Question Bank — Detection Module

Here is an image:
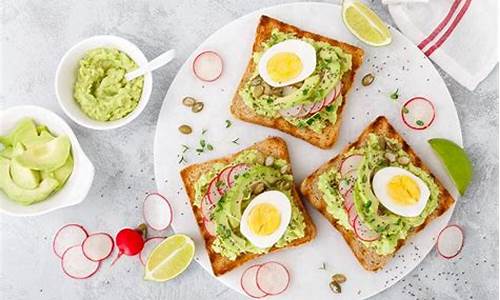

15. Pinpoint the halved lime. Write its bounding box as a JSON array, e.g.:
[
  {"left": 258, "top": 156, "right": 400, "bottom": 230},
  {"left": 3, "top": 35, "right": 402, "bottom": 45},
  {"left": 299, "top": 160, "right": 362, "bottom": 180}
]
[
  {"left": 428, "top": 138, "right": 473, "bottom": 195},
  {"left": 342, "top": 0, "right": 392, "bottom": 46},
  {"left": 144, "top": 234, "right": 195, "bottom": 282}
]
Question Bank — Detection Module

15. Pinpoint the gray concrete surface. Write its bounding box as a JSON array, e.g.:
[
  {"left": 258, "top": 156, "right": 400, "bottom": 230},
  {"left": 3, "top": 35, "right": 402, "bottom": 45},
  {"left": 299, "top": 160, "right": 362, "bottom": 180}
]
[{"left": 1, "top": 1, "right": 498, "bottom": 299}]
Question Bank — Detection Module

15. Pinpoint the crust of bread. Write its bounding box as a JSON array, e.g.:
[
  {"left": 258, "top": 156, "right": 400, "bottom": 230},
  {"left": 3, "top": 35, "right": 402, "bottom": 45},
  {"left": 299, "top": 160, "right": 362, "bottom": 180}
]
[
  {"left": 300, "top": 116, "right": 455, "bottom": 271},
  {"left": 230, "top": 15, "right": 364, "bottom": 149},
  {"left": 180, "top": 136, "right": 316, "bottom": 276}
]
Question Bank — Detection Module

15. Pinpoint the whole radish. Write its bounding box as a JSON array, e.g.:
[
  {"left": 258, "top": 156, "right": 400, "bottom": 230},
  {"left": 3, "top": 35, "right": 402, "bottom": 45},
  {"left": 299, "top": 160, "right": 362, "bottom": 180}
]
[{"left": 111, "top": 224, "right": 147, "bottom": 266}]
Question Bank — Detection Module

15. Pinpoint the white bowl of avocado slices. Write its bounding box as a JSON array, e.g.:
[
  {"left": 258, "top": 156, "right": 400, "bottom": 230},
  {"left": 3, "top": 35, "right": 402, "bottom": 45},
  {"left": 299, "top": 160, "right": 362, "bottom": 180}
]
[{"left": 0, "top": 105, "right": 95, "bottom": 216}]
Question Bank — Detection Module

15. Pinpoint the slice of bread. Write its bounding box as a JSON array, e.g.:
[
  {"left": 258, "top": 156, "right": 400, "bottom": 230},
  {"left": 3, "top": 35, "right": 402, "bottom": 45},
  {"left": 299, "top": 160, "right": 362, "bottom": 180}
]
[
  {"left": 300, "top": 116, "right": 455, "bottom": 271},
  {"left": 230, "top": 15, "right": 364, "bottom": 149},
  {"left": 180, "top": 136, "right": 316, "bottom": 276}
]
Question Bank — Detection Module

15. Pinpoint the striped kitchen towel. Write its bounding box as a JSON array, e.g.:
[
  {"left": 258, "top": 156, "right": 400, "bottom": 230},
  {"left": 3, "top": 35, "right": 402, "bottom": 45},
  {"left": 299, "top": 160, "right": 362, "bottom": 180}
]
[{"left": 388, "top": 0, "right": 497, "bottom": 91}]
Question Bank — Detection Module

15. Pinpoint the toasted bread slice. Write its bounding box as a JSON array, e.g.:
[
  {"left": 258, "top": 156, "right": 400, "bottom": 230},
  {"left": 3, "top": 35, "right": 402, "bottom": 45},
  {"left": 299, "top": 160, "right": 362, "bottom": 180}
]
[
  {"left": 230, "top": 15, "right": 364, "bottom": 149},
  {"left": 181, "top": 137, "right": 316, "bottom": 276},
  {"left": 300, "top": 116, "right": 455, "bottom": 271}
]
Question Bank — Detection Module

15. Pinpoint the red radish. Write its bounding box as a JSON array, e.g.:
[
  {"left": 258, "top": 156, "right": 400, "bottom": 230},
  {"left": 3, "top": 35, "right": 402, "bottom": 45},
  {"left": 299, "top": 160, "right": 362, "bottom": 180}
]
[
  {"left": 111, "top": 227, "right": 145, "bottom": 266},
  {"left": 216, "top": 167, "right": 232, "bottom": 195},
  {"left": 437, "top": 224, "right": 464, "bottom": 259},
  {"left": 53, "top": 224, "right": 88, "bottom": 258},
  {"left": 139, "top": 237, "right": 165, "bottom": 266},
  {"left": 82, "top": 233, "right": 114, "bottom": 262},
  {"left": 348, "top": 204, "right": 358, "bottom": 227},
  {"left": 343, "top": 189, "right": 354, "bottom": 212},
  {"left": 295, "top": 105, "right": 310, "bottom": 118},
  {"left": 339, "top": 169, "right": 357, "bottom": 195},
  {"left": 302, "top": 101, "right": 317, "bottom": 116},
  {"left": 193, "top": 51, "right": 223, "bottom": 82},
  {"left": 401, "top": 96, "right": 436, "bottom": 130},
  {"left": 227, "top": 163, "right": 250, "bottom": 187},
  {"left": 340, "top": 154, "right": 363, "bottom": 176},
  {"left": 61, "top": 245, "right": 100, "bottom": 279},
  {"left": 206, "top": 176, "right": 222, "bottom": 204},
  {"left": 204, "top": 219, "right": 217, "bottom": 236},
  {"left": 324, "top": 83, "right": 342, "bottom": 107},
  {"left": 241, "top": 264, "right": 267, "bottom": 298},
  {"left": 143, "top": 193, "right": 173, "bottom": 231},
  {"left": 353, "top": 215, "right": 380, "bottom": 242},
  {"left": 308, "top": 99, "right": 326, "bottom": 115},
  {"left": 201, "top": 195, "right": 215, "bottom": 221},
  {"left": 256, "top": 261, "right": 290, "bottom": 295},
  {"left": 280, "top": 104, "right": 303, "bottom": 118}
]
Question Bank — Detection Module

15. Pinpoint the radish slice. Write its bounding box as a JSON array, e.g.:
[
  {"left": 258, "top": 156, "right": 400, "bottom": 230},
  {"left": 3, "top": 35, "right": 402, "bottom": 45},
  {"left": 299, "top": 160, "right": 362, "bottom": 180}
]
[
  {"left": 343, "top": 189, "right": 354, "bottom": 212},
  {"left": 339, "top": 169, "right": 357, "bottom": 195},
  {"left": 227, "top": 163, "right": 250, "bottom": 187},
  {"left": 193, "top": 51, "right": 223, "bottom": 82},
  {"left": 353, "top": 215, "right": 380, "bottom": 242},
  {"left": 256, "top": 261, "right": 290, "bottom": 295},
  {"left": 308, "top": 99, "right": 326, "bottom": 115},
  {"left": 280, "top": 104, "right": 303, "bottom": 118},
  {"left": 61, "top": 245, "right": 100, "bottom": 279},
  {"left": 201, "top": 195, "right": 215, "bottom": 221},
  {"left": 204, "top": 219, "right": 217, "bottom": 236},
  {"left": 216, "top": 167, "right": 232, "bottom": 195},
  {"left": 143, "top": 193, "right": 173, "bottom": 231},
  {"left": 340, "top": 155, "right": 363, "bottom": 176},
  {"left": 82, "top": 233, "right": 114, "bottom": 262},
  {"left": 53, "top": 224, "right": 88, "bottom": 258},
  {"left": 324, "top": 83, "right": 342, "bottom": 107},
  {"left": 401, "top": 97, "right": 436, "bottom": 130},
  {"left": 437, "top": 224, "right": 464, "bottom": 259},
  {"left": 348, "top": 204, "right": 358, "bottom": 227},
  {"left": 139, "top": 237, "right": 165, "bottom": 266},
  {"left": 241, "top": 265, "right": 267, "bottom": 298},
  {"left": 206, "top": 176, "right": 221, "bottom": 204}
]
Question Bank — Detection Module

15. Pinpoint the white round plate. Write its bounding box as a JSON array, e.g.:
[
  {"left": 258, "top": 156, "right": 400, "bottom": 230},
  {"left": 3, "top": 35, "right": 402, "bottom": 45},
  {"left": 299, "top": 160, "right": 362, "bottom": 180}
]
[{"left": 154, "top": 3, "right": 461, "bottom": 299}]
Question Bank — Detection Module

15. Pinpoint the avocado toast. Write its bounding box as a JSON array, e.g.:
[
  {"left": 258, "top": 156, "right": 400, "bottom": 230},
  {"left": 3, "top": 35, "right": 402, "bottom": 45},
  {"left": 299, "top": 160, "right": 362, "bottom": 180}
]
[
  {"left": 300, "top": 116, "right": 454, "bottom": 271},
  {"left": 180, "top": 137, "right": 316, "bottom": 276},
  {"left": 231, "top": 16, "right": 364, "bottom": 149}
]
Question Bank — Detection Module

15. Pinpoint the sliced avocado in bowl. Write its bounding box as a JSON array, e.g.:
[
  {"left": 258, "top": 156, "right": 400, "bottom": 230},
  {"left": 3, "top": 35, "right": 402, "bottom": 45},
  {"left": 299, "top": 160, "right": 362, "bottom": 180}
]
[
  {"left": 0, "top": 118, "right": 38, "bottom": 147},
  {"left": 15, "top": 136, "right": 71, "bottom": 171},
  {"left": 41, "top": 155, "right": 74, "bottom": 191},
  {"left": 22, "top": 130, "right": 55, "bottom": 148},
  {"left": 9, "top": 143, "right": 41, "bottom": 189}
]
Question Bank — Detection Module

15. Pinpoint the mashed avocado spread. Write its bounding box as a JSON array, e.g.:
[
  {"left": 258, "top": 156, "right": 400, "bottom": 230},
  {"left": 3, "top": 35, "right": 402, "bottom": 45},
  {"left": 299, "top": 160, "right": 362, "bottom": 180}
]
[
  {"left": 239, "top": 30, "right": 352, "bottom": 133},
  {"left": 193, "top": 150, "right": 306, "bottom": 260},
  {"left": 317, "top": 134, "right": 440, "bottom": 255},
  {"left": 73, "top": 48, "right": 144, "bottom": 121}
]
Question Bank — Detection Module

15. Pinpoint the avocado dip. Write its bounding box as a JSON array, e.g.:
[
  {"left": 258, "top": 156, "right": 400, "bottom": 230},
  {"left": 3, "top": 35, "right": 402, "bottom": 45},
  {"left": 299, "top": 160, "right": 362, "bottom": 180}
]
[
  {"left": 73, "top": 48, "right": 144, "bottom": 121},
  {"left": 239, "top": 30, "right": 352, "bottom": 133},
  {"left": 317, "top": 134, "right": 440, "bottom": 255},
  {"left": 194, "top": 150, "right": 306, "bottom": 260}
]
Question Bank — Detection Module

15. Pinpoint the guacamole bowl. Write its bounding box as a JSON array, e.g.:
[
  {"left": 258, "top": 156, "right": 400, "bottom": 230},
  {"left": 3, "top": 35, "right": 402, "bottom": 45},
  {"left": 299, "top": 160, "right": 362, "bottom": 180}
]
[
  {"left": 55, "top": 35, "right": 153, "bottom": 130},
  {"left": 0, "top": 105, "right": 95, "bottom": 216}
]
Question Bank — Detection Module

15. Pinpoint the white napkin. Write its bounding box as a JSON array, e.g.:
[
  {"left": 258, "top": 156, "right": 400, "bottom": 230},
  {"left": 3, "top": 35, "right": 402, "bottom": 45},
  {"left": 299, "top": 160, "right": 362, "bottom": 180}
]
[{"left": 387, "top": 0, "right": 498, "bottom": 90}]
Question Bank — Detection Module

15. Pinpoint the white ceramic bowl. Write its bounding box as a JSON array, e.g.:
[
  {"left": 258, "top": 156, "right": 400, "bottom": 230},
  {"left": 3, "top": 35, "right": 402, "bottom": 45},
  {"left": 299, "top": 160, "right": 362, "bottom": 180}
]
[
  {"left": 55, "top": 35, "right": 153, "bottom": 130},
  {"left": 0, "top": 105, "right": 95, "bottom": 216}
]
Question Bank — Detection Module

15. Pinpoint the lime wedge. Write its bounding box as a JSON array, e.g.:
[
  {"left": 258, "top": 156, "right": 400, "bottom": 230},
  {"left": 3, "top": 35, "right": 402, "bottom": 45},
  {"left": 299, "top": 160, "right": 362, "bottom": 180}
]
[
  {"left": 342, "top": 0, "right": 392, "bottom": 46},
  {"left": 428, "top": 138, "right": 473, "bottom": 195},
  {"left": 144, "top": 234, "right": 195, "bottom": 282}
]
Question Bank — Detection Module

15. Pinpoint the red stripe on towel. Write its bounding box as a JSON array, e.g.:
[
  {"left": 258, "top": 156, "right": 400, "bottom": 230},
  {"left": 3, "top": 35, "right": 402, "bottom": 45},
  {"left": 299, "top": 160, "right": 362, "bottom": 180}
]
[{"left": 417, "top": 0, "right": 462, "bottom": 50}]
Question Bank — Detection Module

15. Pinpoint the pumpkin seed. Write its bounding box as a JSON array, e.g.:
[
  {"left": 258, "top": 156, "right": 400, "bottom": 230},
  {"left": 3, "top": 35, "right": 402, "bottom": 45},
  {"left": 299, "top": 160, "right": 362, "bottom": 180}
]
[
  {"left": 362, "top": 73, "right": 375, "bottom": 86},
  {"left": 397, "top": 156, "right": 410, "bottom": 165},
  {"left": 280, "top": 164, "right": 291, "bottom": 174},
  {"left": 250, "top": 181, "right": 265, "bottom": 194},
  {"left": 331, "top": 273, "right": 347, "bottom": 284},
  {"left": 192, "top": 102, "right": 204, "bottom": 113},
  {"left": 384, "top": 152, "right": 396, "bottom": 163},
  {"left": 250, "top": 76, "right": 262, "bottom": 86},
  {"left": 178, "top": 124, "right": 192, "bottom": 135},
  {"left": 263, "top": 83, "right": 272, "bottom": 95},
  {"left": 182, "top": 96, "right": 197, "bottom": 107},
  {"left": 252, "top": 85, "right": 264, "bottom": 98},
  {"left": 265, "top": 156, "right": 274, "bottom": 166},
  {"left": 329, "top": 281, "right": 342, "bottom": 294}
]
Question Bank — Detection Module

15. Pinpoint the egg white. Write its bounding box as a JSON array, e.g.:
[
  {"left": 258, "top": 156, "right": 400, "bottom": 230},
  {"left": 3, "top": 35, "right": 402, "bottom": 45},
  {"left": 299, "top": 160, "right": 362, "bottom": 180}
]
[
  {"left": 372, "top": 167, "right": 430, "bottom": 217},
  {"left": 240, "top": 191, "right": 292, "bottom": 249},
  {"left": 258, "top": 39, "right": 316, "bottom": 87}
]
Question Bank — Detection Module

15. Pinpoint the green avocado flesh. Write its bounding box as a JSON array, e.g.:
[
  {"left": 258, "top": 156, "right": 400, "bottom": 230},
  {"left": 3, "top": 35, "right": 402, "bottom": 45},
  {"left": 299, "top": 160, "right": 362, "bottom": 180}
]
[
  {"left": 239, "top": 30, "right": 352, "bottom": 133},
  {"left": 317, "top": 134, "right": 440, "bottom": 256},
  {"left": 0, "top": 119, "right": 74, "bottom": 205},
  {"left": 193, "top": 150, "right": 306, "bottom": 261}
]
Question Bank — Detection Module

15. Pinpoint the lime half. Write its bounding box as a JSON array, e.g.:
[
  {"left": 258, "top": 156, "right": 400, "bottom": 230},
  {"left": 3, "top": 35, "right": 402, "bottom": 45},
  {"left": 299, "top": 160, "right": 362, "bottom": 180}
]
[
  {"left": 144, "top": 234, "right": 195, "bottom": 282},
  {"left": 428, "top": 138, "right": 473, "bottom": 196},
  {"left": 342, "top": 0, "right": 392, "bottom": 46}
]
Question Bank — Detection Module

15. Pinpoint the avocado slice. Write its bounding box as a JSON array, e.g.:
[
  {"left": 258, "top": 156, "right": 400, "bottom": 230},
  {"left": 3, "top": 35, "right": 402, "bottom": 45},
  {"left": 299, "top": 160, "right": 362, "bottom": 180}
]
[
  {"left": 41, "top": 154, "right": 74, "bottom": 191},
  {"left": 9, "top": 143, "right": 41, "bottom": 189},
  {"left": 0, "top": 158, "right": 58, "bottom": 205},
  {"left": 0, "top": 118, "right": 38, "bottom": 147},
  {"left": 274, "top": 75, "right": 320, "bottom": 107},
  {"left": 15, "top": 136, "right": 71, "bottom": 171},
  {"left": 22, "top": 131, "right": 55, "bottom": 148}
]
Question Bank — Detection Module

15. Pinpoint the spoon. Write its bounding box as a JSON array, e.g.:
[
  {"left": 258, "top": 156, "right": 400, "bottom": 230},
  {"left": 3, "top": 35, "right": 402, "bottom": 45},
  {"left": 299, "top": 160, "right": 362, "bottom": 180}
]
[{"left": 125, "top": 49, "right": 176, "bottom": 81}]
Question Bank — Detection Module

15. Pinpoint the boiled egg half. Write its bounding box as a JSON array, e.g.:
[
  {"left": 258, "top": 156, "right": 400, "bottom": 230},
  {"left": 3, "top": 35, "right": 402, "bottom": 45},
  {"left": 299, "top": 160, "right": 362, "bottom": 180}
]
[
  {"left": 372, "top": 167, "right": 430, "bottom": 217},
  {"left": 240, "top": 190, "right": 292, "bottom": 248},
  {"left": 258, "top": 40, "right": 316, "bottom": 87}
]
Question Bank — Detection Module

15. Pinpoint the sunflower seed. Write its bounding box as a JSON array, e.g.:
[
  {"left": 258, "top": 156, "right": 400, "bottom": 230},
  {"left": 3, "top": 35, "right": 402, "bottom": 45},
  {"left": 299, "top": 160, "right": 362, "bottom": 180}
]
[
  {"left": 329, "top": 281, "right": 342, "bottom": 294},
  {"left": 362, "top": 73, "right": 375, "bottom": 86},
  {"left": 265, "top": 156, "right": 274, "bottom": 166},
  {"left": 397, "top": 156, "right": 410, "bottom": 165},
  {"left": 192, "top": 102, "right": 204, "bottom": 113},
  {"left": 182, "top": 96, "right": 197, "bottom": 107},
  {"left": 384, "top": 152, "right": 396, "bottom": 163},
  {"left": 252, "top": 85, "right": 264, "bottom": 98},
  {"left": 331, "top": 273, "right": 347, "bottom": 284},
  {"left": 178, "top": 125, "right": 192, "bottom": 134}
]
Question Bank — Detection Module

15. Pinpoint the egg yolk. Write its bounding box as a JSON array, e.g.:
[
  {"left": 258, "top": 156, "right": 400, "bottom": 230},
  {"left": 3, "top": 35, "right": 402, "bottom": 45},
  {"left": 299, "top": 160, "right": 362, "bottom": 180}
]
[
  {"left": 266, "top": 52, "right": 303, "bottom": 83},
  {"left": 247, "top": 203, "right": 281, "bottom": 236},
  {"left": 387, "top": 175, "right": 421, "bottom": 205}
]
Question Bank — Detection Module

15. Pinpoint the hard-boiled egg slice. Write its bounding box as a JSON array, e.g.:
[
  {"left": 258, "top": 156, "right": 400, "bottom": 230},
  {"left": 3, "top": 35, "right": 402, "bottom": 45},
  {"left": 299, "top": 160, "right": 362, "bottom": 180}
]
[
  {"left": 258, "top": 40, "right": 316, "bottom": 87},
  {"left": 372, "top": 167, "right": 430, "bottom": 217},
  {"left": 240, "top": 191, "right": 292, "bottom": 249}
]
